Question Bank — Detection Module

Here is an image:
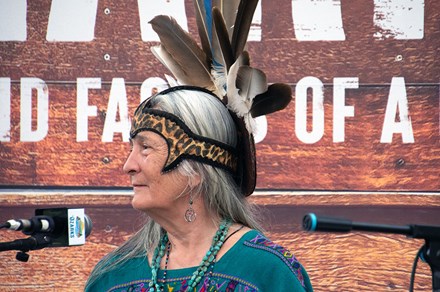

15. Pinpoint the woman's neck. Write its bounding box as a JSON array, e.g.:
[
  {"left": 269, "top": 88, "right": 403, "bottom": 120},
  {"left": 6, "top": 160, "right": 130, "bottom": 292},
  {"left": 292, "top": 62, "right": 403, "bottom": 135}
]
[{"left": 162, "top": 216, "right": 221, "bottom": 269}]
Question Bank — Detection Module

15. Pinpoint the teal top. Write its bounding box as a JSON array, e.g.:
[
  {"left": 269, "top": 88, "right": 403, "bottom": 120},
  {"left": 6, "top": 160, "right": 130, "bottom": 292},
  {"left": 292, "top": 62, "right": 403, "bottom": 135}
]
[{"left": 86, "top": 230, "right": 313, "bottom": 292}]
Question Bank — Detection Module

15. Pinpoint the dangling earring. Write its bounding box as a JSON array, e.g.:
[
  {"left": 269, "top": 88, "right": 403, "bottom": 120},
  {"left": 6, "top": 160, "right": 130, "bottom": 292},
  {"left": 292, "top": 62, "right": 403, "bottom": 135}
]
[{"left": 184, "top": 194, "right": 197, "bottom": 222}]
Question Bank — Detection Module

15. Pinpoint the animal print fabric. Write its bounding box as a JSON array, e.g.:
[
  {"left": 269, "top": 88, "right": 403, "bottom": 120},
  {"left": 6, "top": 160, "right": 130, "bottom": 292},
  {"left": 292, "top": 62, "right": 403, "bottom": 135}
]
[{"left": 130, "top": 108, "right": 237, "bottom": 173}]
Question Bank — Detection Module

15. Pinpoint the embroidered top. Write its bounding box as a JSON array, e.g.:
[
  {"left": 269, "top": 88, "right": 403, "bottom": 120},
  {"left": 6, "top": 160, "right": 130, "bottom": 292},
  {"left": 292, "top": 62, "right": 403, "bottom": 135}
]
[{"left": 86, "top": 230, "right": 313, "bottom": 292}]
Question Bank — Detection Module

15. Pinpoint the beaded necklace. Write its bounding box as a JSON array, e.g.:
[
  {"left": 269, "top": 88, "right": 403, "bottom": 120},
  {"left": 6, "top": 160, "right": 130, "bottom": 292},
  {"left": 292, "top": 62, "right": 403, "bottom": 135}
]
[{"left": 148, "top": 219, "right": 232, "bottom": 292}]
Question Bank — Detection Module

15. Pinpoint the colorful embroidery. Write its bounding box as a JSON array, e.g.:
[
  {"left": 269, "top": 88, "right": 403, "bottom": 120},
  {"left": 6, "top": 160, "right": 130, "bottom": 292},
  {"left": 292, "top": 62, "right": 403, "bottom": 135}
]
[
  {"left": 107, "top": 274, "right": 258, "bottom": 292},
  {"left": 245, "top": 234, "right": 305, "bottom": 288}
]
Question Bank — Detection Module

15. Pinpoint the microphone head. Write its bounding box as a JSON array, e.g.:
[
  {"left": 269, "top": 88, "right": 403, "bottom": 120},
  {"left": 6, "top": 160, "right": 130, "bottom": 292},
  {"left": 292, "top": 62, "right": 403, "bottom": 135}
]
[
  {"left": 302, "top": 213, "right": 317, "bottom": 231},
  {"left": 84, "top": 214, "right": 93, "bottom": 238},
  {"left": 35, "top": 208, "right": 92, "bottom": 247}
]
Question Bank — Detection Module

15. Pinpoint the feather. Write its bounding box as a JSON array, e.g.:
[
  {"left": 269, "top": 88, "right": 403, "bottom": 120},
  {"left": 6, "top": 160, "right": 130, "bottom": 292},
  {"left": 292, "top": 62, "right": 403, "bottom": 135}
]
[
  {"left": 150, "top": 45, "right": 185, "bottom": 83},
  {"left": 149, "top": 15, "right": 215, "bottom": 90},
  {"left": 227, "top": 51, "right": 267, "bottom": 132},
  {"left": 231, "top": 0, "right": 259, "bottom": 59},
  {"left": 164, "top": 74, "right": 179, "bottom": 87},
  {"left": 226, "top": 51, "right": 250, "bottom": 112},
  {"left": 235, "top": 66, "right": 267, "bottom": 107},
  {"left": 193, "top": 0, "right": 212, "bottom": 59},
  {"left": 212, "top": 7, "right": 234, "bottom": 72},
  {"left": 250, "top": 83, "right": 292, "bottom": 118},
  {"left": 212, "top": 0, "right": 240, "bottom": 41}
]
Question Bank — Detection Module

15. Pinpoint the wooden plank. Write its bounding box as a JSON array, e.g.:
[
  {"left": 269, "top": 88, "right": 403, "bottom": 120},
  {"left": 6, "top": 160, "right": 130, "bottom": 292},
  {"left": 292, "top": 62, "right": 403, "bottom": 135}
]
[
  {"left": 1, "top": 84, "right": 438, "bottom": 190},
  {"left": 0, "top": 0, "right": 438, "bottom": 83},
  {"left": 0, "top": 193, "right": 437, "bottom": 292},
  {"left": 258, "top": 86, "right": 440, "bottom": 191}
]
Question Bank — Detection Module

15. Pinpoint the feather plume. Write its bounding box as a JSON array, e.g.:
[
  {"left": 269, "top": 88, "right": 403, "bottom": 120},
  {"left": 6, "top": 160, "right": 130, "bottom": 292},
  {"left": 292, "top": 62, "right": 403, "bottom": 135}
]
[
  {"left": 231, "top": 0, "right": 259, "bottom": 58},
  {"left": 226, "top": 51, "right": 249, "bottom": 108},
  {"left": 150, "top": 45, "right": 186, "bottom": 83},
  {"left": 235, "top": 66, "right": 267, "bottom": 105},
  {"left": 149, "top": 15, "right": 215, "bottom": 90},
  {"left": 213, "top": 0, "right": 240, "bottom": 41},
  {"left": 164, "top": 74, "right": 179, "bottom": 87},
  {"left": 212, "top": 7, "right": 234, "bottom": 71},
  {"left": 227, "top": 51, "right": 267, "bottom": 132},
  {"left": 250, "top": 83, "right": 292, "bottom": 118},
  {"left": 193, "top": 0, "right": 212, "bottom": 59}
]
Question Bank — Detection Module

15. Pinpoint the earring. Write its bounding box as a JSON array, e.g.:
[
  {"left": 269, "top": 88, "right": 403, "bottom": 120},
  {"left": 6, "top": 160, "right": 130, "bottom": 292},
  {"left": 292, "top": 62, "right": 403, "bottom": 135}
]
[{"left": 184, "top": 195, "right": 196, "bottom": 222}]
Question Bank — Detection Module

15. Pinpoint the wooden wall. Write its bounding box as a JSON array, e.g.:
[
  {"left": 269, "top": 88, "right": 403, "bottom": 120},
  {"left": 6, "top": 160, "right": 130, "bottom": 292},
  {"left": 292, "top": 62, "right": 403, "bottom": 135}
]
[
  {"left": 0, "top": 0, "right": 439, "bottom": 291},
  {"left": 0, "top": 192, "right": 439, "bottom": 291}
]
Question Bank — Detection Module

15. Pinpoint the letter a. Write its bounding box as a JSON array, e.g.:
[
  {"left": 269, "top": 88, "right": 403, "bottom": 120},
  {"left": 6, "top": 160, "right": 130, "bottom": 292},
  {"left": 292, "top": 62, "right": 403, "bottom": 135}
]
[{"left": 380, "top": 77, "right": 414, "bottom": 143}]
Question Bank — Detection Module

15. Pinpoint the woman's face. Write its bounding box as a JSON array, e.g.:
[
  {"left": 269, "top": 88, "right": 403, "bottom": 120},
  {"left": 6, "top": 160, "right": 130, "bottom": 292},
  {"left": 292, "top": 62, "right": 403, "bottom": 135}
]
[{"left": 123, "top": 131, "right": 189, "bottom": 213}]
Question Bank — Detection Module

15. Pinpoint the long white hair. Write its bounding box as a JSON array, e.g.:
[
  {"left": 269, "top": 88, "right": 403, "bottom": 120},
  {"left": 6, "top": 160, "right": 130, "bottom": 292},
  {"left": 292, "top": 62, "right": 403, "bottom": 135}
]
[{"left": 85, "top": 88, "right": 263, "bottom": 289}]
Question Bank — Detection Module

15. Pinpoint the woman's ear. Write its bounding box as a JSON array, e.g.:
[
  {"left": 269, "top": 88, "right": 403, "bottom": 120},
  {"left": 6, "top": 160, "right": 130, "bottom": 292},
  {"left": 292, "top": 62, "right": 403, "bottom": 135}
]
[{"left": 188, "top": 172, "right": 201, "bottom": 189}]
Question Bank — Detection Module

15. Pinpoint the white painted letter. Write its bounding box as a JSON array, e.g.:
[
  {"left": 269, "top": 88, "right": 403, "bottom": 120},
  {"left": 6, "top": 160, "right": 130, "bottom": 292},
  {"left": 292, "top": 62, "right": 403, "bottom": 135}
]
[
  {"left": 295, "top": 76, "right": 324, "bottom": 143},
  {"left": 292, "top": 0, "right": 345, "bottom": 41},
  {"left": 373, "top": 0, "right": 424, "bottom": 40},
  {"left": 333, "top": 77, "right": 358, "bottom": 142},
  {"left": 20, "top": 78, "right": 49, "bottom": 142},
  {"left": 0, "top": 78, "right": 11, "bottom": 141},
  {"left": 248, "top": 1, "right": 262, "bottom": 42},
  {"left": 46, "top": 0, "right": 98, "bottom": 41},
  {"left": 77, "top": 78, "right": 100, "bottom": 142},
  {"left": 253, "top": 116, "right": 267, "bottom": 144},
  {"left": 0, "top": 0, "right": 27, "bottom": 41},
  {"left": 380, "top": 77, "right": 414, "bottom": 143},
  {"left": 102, "top": 78, "right": 130, "bottom": 142}
]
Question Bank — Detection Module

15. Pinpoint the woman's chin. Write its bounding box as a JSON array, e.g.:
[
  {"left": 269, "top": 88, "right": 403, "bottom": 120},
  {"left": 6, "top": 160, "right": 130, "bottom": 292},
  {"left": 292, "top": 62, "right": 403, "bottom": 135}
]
[{"left": 131, "top": 194, "right": 150, "bottom": 212}]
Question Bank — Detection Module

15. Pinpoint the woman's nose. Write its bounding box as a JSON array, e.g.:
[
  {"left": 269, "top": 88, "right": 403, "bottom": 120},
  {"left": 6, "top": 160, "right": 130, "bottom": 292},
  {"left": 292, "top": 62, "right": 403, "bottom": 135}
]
[{"left": 123, "top": 148, "right": 140, "bottom": 175}]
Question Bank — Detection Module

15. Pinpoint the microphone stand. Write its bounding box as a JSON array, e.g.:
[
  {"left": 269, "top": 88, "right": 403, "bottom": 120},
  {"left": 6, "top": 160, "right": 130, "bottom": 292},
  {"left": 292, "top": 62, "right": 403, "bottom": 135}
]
[
  {"left": 303, "top": 213, "right": 440, "bottom": 292},
  {"left": 0, "top": 233, "right": 53, "bottom": 262}
]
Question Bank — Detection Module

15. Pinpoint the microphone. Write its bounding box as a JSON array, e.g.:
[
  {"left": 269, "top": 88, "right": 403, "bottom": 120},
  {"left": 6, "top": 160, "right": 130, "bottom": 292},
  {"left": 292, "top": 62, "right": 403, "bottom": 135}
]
[
  {"left": 302, "top": 213, "right": 413, "bottom": 235},
  {"left": 6, "top": 216, "right": 55, "bottom": 234},
  {"left": 1, "top": 208, "right": 92, "bottom": 248},
  {"left": 302, "top": 213, "right": 353, "bottom": 232}
]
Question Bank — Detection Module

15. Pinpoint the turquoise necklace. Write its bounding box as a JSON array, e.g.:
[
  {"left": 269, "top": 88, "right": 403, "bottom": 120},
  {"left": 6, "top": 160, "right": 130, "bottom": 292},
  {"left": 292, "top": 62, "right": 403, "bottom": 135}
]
[{"left": 148, "top": 219, "right": 232, "bottom": 292}]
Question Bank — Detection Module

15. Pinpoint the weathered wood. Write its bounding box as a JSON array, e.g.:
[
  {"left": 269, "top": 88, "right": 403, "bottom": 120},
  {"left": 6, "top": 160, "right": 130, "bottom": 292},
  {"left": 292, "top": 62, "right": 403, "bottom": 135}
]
[
  {"left": 0, "top": 0, "right": 439, "bottom": 83},
  {"left": 0, "top": 0, "right": 439, "bottom": 291},
  {"left": 1, "top": 85, "right": 438, "bottom": 190},
  {"left": 1, "top": 0, "right": 439, "bottom": 189},
  {"left": 0, "top": 193, "right": 437, "bottom": 292}
]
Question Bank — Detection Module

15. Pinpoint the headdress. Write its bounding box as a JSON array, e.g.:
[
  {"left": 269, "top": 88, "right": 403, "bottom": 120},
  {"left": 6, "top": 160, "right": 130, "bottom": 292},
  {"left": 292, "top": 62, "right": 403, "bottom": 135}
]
[{"left": 131, "top": 0, "right": 292, "bottom": 196}]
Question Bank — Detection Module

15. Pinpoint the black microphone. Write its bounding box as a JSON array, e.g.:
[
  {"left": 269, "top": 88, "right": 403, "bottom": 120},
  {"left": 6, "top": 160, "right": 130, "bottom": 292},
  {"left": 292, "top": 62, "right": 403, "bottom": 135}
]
[
  {"left": 1, "top": 208, "right": 92, "bottom": 248},
  {"left": 302, "top": 213, "right": 353, "bottom": 232},
  {"left": 303, "top": 213, "right": 412, "bottom": 235}
]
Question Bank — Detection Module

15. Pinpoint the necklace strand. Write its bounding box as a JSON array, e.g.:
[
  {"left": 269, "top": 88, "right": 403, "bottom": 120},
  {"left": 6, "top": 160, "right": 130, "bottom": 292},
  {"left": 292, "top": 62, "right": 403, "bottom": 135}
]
[{"left": 149, "top": 219, "right": 232, "bottom": 291}]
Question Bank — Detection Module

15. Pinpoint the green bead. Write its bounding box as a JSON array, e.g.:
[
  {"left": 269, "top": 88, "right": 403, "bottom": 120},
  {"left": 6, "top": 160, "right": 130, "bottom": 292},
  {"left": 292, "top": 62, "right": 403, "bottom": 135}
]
[{"left": 149, "top": 219, "right": 232, "bottom": 290}]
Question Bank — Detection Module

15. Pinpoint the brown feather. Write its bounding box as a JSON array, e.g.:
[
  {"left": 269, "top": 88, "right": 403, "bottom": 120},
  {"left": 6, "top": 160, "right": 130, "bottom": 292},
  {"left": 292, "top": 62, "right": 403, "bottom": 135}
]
[
  {"left": 212, "top": 7, "right": 234, "bottom": 71},
  {"left": 231, "top": 0, "right": 259, "bottom": 59},
  {"left": 193, "top": 0, "right": 212, "bottom": 59},
  {"left": 150, "top": 45, "right": 188, "bottom": 84},
  {"left": 149, "top": 15, "right": 215, "bottom": 89},
  {"left": 250, "top": 83, "right": 292, "bottom": 118},
  {"left": 213, "top": 0, "right": 240, "bottom": 41}
]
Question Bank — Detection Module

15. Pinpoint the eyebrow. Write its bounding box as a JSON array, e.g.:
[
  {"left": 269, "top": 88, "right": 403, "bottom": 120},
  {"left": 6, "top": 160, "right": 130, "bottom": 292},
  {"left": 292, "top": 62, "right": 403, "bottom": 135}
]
[{"left": 131, "top": 134, "right": 147, "bottom": 144}]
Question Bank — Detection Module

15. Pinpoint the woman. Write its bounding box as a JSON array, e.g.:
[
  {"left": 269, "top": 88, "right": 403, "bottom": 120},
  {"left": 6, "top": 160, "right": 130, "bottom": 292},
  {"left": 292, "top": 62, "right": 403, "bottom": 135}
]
[
  {"left": 85, "top": 86, "right": 313, "bottom": 291},
  {"left": 87, "top": 0, "right": 313, "bottom": 290}
]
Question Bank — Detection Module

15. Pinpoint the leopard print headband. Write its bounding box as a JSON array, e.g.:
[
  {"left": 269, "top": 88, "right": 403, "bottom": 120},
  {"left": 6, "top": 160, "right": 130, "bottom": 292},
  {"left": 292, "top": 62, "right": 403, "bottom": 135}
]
[{"left": 130, "top": 102, "right": 238, "bottom": 174}]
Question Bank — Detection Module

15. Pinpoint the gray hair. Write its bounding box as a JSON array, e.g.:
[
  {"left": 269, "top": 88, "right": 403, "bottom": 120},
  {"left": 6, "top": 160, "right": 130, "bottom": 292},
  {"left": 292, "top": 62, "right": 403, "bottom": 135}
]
[{"left": 85, "top": 88, "right": 263, "bottom": 289}]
